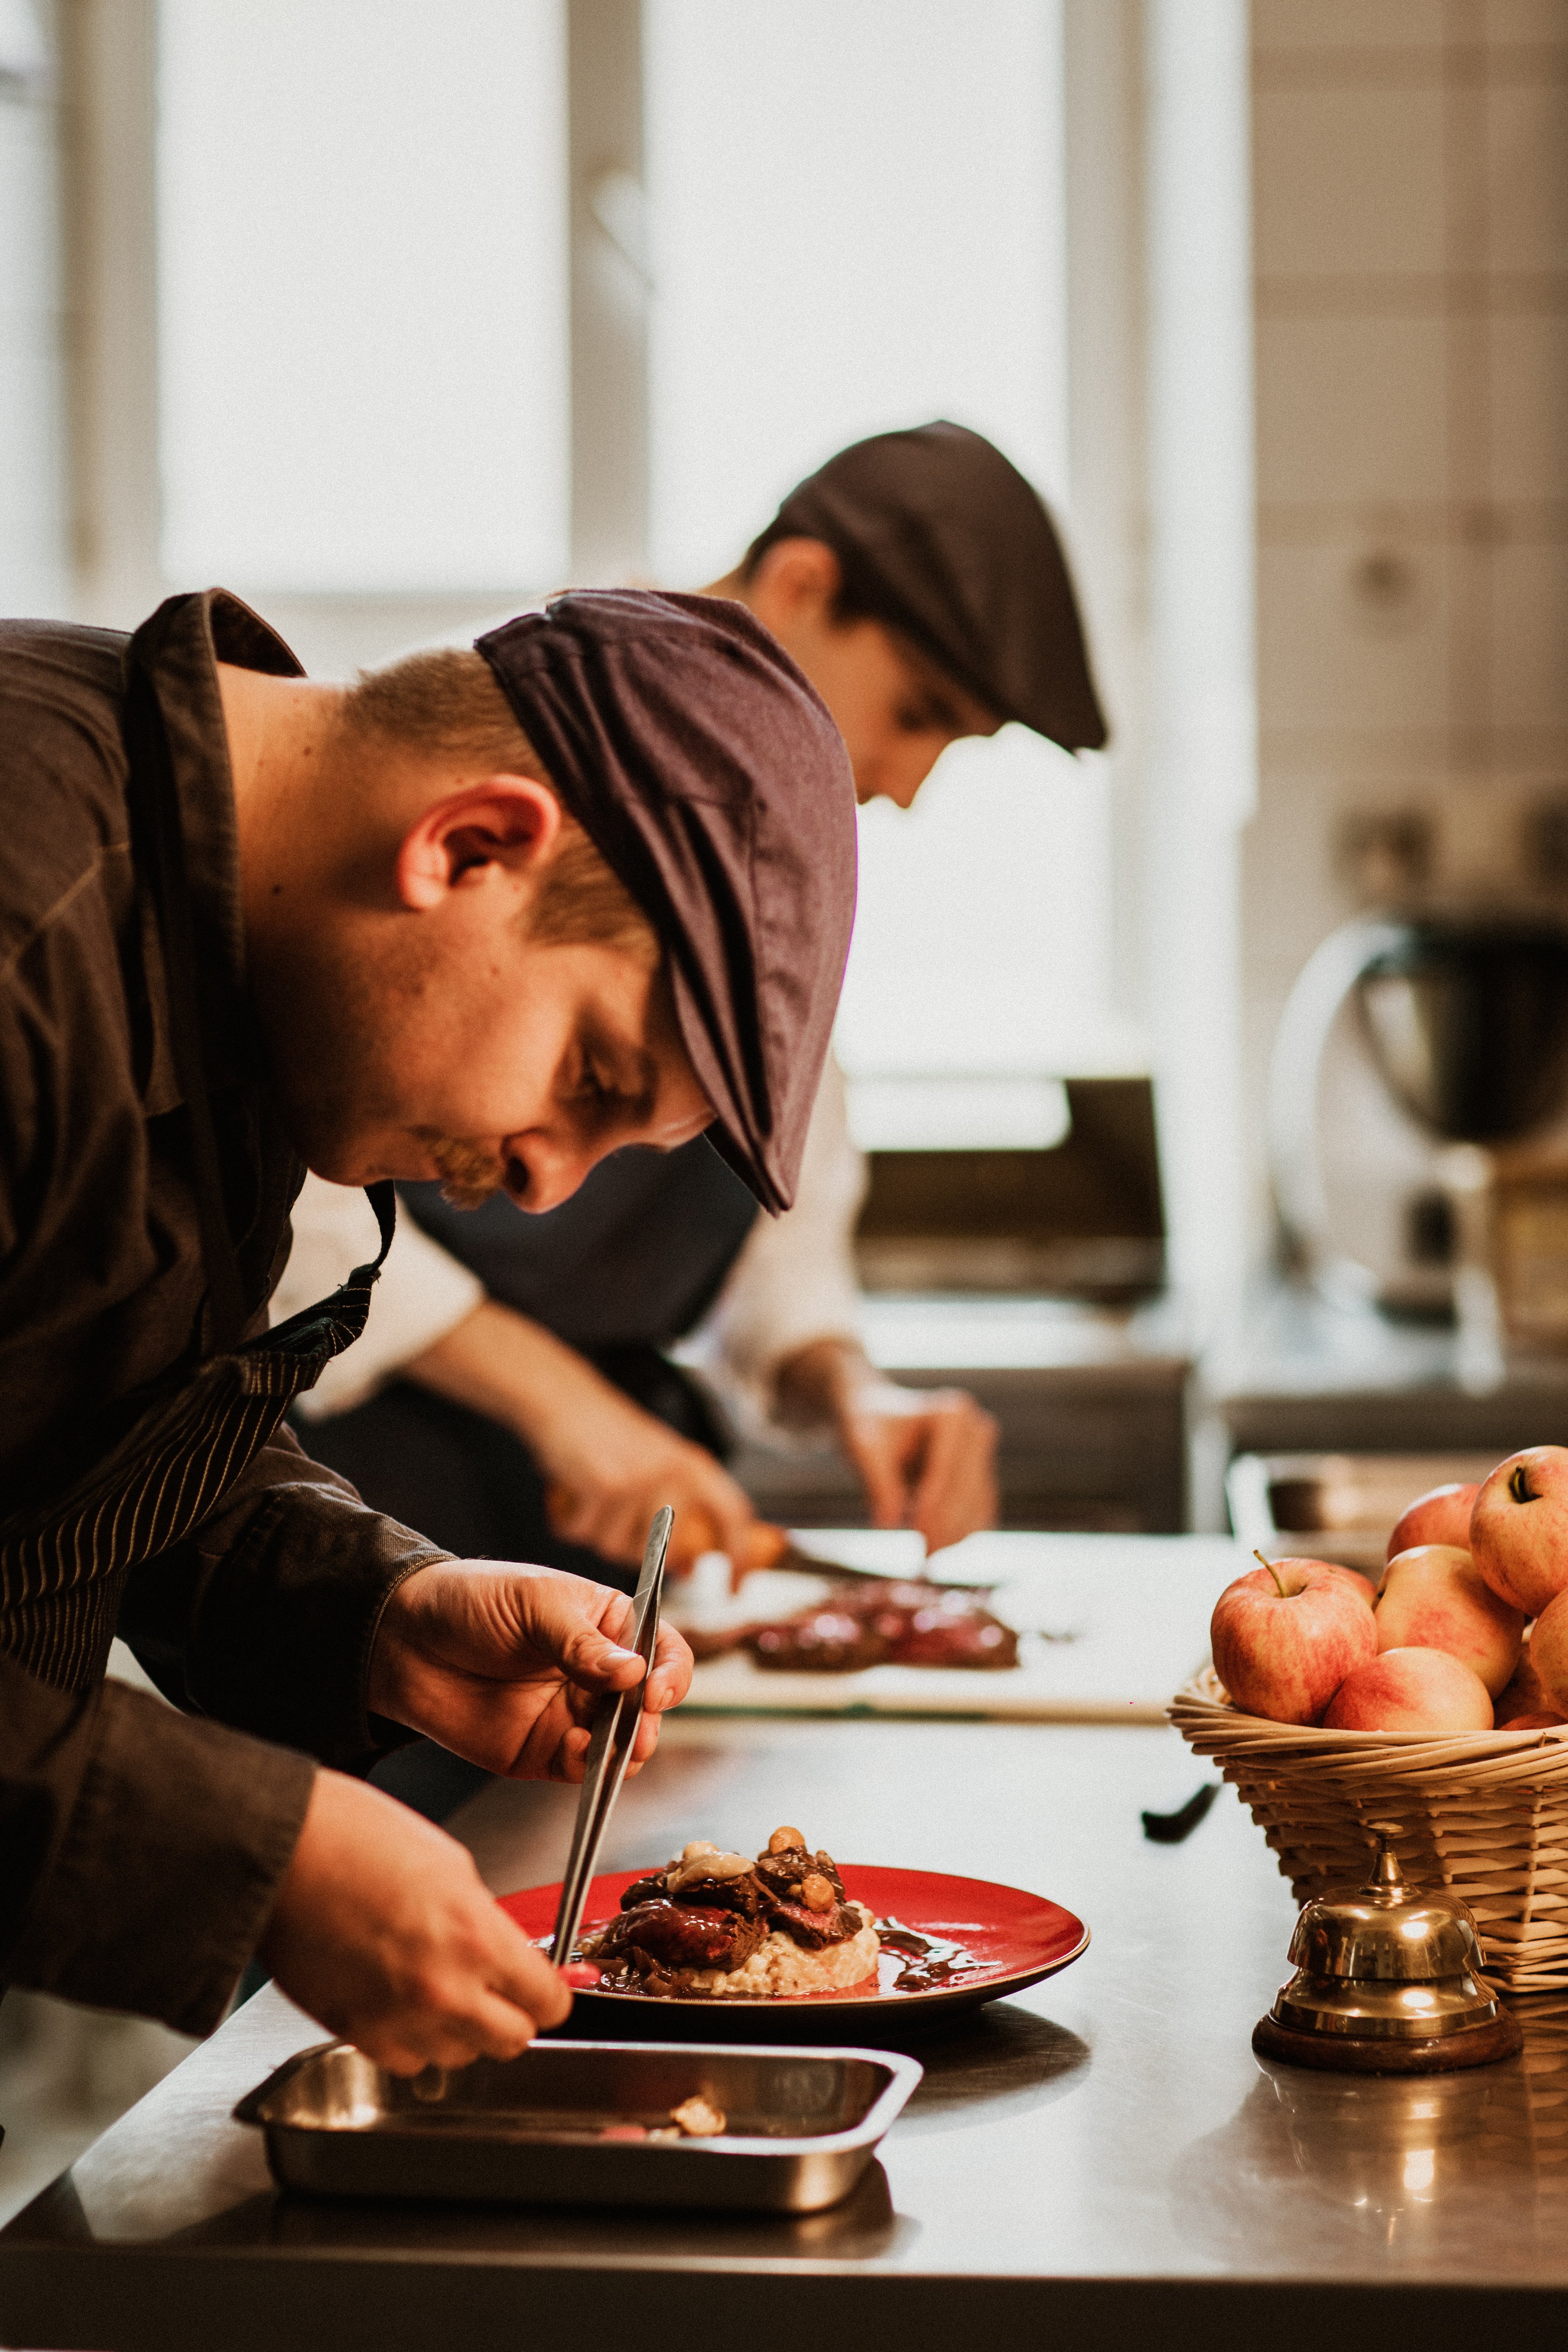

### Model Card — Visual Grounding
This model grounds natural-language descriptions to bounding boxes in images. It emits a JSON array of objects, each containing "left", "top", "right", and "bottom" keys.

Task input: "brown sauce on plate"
[{"left": 873, "top": 1917, "right": 982, "bottom": 1993}]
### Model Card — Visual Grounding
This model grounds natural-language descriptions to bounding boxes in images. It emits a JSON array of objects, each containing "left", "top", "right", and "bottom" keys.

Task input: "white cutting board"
[{"left": 672, "top": 1530, "right": 1239, "bottom": 1723}]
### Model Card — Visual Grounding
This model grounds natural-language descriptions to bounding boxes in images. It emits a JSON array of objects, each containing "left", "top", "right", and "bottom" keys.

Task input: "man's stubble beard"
[
  {"left": 411, "top": 1128, "right": 510, "bottom": 1210},
  {"left": 253, "top": 914, "right": 508, "bottom": 1202}
]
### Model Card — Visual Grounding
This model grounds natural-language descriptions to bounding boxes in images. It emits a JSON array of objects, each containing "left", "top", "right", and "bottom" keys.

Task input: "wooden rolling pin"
[{"left": 544, "top": 1485, "right": 795, "bottom": 1575}]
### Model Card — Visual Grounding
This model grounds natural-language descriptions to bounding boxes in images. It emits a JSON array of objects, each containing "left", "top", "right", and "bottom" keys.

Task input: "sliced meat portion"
[
  {"left": 619, "top": 1873, "right": 671, "bottom": 1910},
  {"left": 897, "top": 1599, "right": 1019, "bottom": 1670},
  {"left": 753, "top": 1608, "right": 890, "bottom": 1672},
  {"left": 736, "top": 1577, "right": 1019, "bottom": 1674},
  {"left": 663, "top": 1868, "right": 769, "bottom": 1918},
  {"left": 618, "top": 1866, "right": 769, "bottom": 1918},
  {"left": 766, "top": 1896, "right": 865, "bottom": 1951},
  {"left": 593, "top": 1900, "right": 766, "bottom": 1974}
]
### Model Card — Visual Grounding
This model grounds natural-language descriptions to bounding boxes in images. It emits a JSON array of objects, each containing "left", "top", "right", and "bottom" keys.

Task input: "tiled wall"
[{"left": 1245, "top": 0, "right": 1568, "bottom": 1246}]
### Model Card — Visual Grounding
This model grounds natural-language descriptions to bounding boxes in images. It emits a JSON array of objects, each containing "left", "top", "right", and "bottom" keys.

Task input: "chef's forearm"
[
  {"left": 0, "top": 1654, "right": 313, "bottom": 2037},
  {"left": 119, "top": 1422, "right": 447, "bottom": 1770},
  {"left": 405, "top": 1299, "right": 604, "bottom": 1449},
  {"left": 773, "top": 1333, "right": 876, "bottom": 1429}
]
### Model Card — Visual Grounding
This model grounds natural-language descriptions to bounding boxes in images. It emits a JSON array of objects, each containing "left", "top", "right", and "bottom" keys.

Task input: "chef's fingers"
[
  {"left": 685, "top": 1478, "right": 754, "bottom": 1581},
  {"left": 908, "top": 1399, "right": 999, "bottom": 1555},
  {"left": 643, "top": 1621, "right": 693, "bottom": 1714},
  {"left": 540, "top": 1719, "right": 593, "bottom": 1781},
  {"left": 371, "top": 2003, "right": 535, "bottom": 2078},
  {"left": 626, "top": 1706, "right": 665, "bottom": 1771},
  {"left": 527, "top": 1580, "right": 692, "bottom": 1709},
  {"left": 550, "top": 1612, "right": 648, "bottom": 1694},
  {"left": 840, "top": 1415, "right": 917, "bottom": 1530},
  {"left": 483, "top": 1932, "right": 574, "bottom": 2031},
  {"left": 560, "top": 1495, "right": 631, "bottom": 1560}
]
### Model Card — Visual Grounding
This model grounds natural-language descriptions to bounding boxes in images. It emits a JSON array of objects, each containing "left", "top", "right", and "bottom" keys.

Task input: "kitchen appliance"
[
  {"left": 1270, "top": 917, "right": 1568, "bottom": 1317},
  {"left": 1253, "top": 1823, "right": 1522, "bottom": 2074},
  {"left": 1226, "top": 1450, "right": 1501, "bottom": 1575}
]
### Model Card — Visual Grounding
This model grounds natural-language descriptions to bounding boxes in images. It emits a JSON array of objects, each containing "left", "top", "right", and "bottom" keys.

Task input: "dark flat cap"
[
  {"left": 764, "top": 420, "right": 1108, "bottom": 753},
  {"left": 477, "top": 591, "right": 856, "bottom": 1214}
]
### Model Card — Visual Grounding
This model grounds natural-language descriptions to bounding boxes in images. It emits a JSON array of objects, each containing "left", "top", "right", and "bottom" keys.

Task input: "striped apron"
[{"left": 0, "top": 640, "right": 394, "bottom": 1696}]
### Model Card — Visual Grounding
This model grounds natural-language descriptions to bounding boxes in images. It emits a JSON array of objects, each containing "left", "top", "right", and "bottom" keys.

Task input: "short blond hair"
[{"left": 342, "top": 646, "right": 660, "bottom": 962}]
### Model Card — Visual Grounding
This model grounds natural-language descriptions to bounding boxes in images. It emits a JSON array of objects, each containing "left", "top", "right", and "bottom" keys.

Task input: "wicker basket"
[{"left": 1171, "top": 1667, "right": 1568, "bottom": 1993}]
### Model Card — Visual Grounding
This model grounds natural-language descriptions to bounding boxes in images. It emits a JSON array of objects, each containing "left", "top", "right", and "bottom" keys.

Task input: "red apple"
[
  {"left": 1471, "top": 1447, "right": 1568, "bottom": 1616},
  {"left": 1527, "top": 1590, "right": 1568, "bottom": 1719},
  {"left": 1494, "top": 1646, "right": 1560, "bottom": 1727},
  {"left": 1386, "top": 1483, "right": 1479, "bottom": 1563},
  {"left": 1211, "top": 1556, "right": 1376, "bottom": 1725},
  {"left": 1323, "top": 1648, "right": 1493, "bottom": 1735},
  {"left": 1374, "top": 1543, "right": 1524, "bottom": 1696}
]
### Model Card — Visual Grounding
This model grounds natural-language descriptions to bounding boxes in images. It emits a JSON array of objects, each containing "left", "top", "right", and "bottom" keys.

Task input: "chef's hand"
[
  {"left": 531, "top": 1377, "right": 756, "bottom": 1575},
  {"left": 777, "top": 1337, "right": 999, "bottom": 1557},
  {"left": 407, "top": 1299, "right": 757, "bottom": 1572},
  {"left": 367, "top": 1563, "right": 693, "bottom": 1781},
  {"left": 259, "top": 1768, "right": 571, "bottom": 2075}
]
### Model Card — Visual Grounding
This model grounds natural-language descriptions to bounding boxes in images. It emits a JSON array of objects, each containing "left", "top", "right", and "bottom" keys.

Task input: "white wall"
[
  {"left": 0, "top": 0, "right": 70, "bottom": 617},
  {"left": 1141, "top": 0, "right": 1257, "bottom": 1316}
]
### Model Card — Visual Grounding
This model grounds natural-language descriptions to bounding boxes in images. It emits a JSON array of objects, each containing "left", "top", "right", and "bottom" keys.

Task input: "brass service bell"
[{"left": 1253, "top": 1822, "right": 1523, "bottom": 2074}]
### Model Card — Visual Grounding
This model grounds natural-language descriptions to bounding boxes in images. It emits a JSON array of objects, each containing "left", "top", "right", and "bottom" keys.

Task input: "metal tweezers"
[{"left": 548, "top": 1505, "right": 672, "bottom": 1966}]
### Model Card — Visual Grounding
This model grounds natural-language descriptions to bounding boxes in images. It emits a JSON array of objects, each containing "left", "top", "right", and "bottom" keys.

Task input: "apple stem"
[{"left": 1253, "top": 1549, "right": 1289, "bottom": 1600}]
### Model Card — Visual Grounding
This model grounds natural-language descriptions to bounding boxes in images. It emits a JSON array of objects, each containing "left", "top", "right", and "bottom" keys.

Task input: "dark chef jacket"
[
  {"left": 0, "top": 593, "right": 446, "bottom": 2037},
  {"left": 403, "top": 1139, "right": 759, "bottom": 1355}
]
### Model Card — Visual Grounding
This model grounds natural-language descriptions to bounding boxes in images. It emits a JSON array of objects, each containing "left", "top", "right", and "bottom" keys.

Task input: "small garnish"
[
  {"left": 670, "top": 2094, "right": 727, "bottom": 2137},
  {"left": 768, "top": 1825, "right": 806, "bottom": 1854}
]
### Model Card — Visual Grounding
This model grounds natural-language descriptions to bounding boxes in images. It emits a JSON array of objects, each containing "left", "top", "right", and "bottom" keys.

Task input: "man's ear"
[
  {"left": 395, "top": 776, "right": 563, "bottom": 912},
  {"left": 750, "top": 536, "right": 842, "bottom": 625}
]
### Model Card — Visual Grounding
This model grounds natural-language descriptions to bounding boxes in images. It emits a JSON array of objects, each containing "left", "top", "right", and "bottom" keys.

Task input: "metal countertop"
[
  {"left": 4, "top": 1535, "right": 1568, "bottom": 2349},
  {"left": 1207, "top": 1280, "right": 1568, "bottom": 1455}
]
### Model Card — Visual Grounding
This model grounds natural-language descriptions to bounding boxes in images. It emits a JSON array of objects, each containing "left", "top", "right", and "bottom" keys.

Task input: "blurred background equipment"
[{"left": 1270, "top": 916, "right": 1568, "bottom": 1320}]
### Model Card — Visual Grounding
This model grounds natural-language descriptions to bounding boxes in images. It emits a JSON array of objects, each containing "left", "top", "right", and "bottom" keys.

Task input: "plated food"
[
  {"left": 499, "top": 1846, "right": 1090, "bottom": 2039},
  {"left": 1212, "top": 1445, "right": 1568, "bottom": 1732},
  {"left": 579, "top": 1828, "right": 887, "bottom": 1998}
]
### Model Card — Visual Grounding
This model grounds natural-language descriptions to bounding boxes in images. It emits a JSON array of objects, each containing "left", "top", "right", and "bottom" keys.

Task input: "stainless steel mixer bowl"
[{"left": 1355, "top": 922, "right": 1568, "bottom": 1144}]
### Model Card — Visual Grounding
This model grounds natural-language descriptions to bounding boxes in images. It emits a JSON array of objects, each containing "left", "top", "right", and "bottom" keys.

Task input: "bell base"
[{"left": 1253, "top": 2007, "right": 1522, "bottom": 2075}]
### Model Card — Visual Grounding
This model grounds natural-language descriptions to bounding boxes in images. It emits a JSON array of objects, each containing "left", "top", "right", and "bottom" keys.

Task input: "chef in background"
[{"left": 279, "top": 423, "right": 1108, "bottom": 1594}]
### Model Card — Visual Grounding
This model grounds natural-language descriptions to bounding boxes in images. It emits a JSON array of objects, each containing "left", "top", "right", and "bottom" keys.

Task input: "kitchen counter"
[
  {"left": 5, "top": 1535, "right": 1568, "bottom": 2350},
  {"left": 1207, "top": 1279, "right": 1568, "bottom": 1457}
]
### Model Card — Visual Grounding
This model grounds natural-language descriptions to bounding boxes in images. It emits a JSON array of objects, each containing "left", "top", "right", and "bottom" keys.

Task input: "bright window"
[
  {"left": 156, "top": 0, "right": 568, "bottom": 594},
  {"left": 643, "top": 0, "right": 1132, "bottom": 1146}
]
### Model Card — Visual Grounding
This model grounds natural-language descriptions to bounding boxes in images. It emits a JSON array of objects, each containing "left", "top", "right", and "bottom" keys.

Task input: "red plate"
[{"left": 498, "top": 1865, "right": 1088, "bottom": 2042}]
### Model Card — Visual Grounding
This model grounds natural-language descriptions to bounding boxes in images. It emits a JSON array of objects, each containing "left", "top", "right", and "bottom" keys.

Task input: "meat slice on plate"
[{"left": 594, "top": 1900, "right": 766, "bottom": 1973}]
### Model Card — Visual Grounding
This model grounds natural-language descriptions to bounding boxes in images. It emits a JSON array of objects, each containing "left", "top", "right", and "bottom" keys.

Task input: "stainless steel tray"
[
  {"left": 1227, "top": 1449, "right": 1500, "bottom": 1575},
  {"left": 234, "top": 2038, "right": 921, "bottom": 2212}
]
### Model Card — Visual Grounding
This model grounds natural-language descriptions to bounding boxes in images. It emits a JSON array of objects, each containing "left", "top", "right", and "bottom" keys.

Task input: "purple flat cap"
[
  {"left": 762, "top": 420, "right": 1108, "bottom": 754},
  {"left": 477, "top": 590, "right": 857, "bottom": 1214}
]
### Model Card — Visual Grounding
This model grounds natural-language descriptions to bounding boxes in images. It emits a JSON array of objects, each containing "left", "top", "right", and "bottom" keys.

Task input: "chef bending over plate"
[{"left": 0, "top": 587, "right": 852, "bottom": 2074}]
